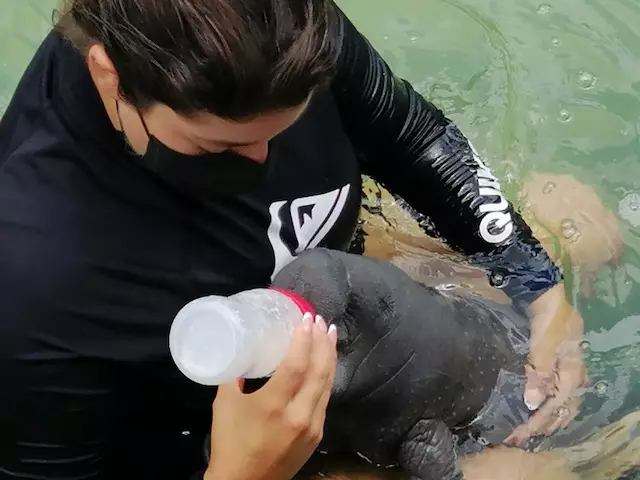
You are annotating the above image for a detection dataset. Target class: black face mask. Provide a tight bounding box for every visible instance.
[116,101,272,199]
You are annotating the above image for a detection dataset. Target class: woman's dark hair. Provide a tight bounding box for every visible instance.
[56,0,342,119]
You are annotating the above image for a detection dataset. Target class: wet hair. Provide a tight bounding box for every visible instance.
[55,0,342,119]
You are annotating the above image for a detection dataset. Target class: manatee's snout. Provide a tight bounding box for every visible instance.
[272,249,356,397]
[271,248,350,326]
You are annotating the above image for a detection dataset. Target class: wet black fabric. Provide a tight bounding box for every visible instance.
[0,4,557,479]
[272,248,530,480]
[332,8,561,306]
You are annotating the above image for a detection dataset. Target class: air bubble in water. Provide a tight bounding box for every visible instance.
[542,181,556,194]
[383,35,389,41]
[594,381,609,396]
[561,219,581,242]
[537,4,552,14]
[578,71,597,89]
[619,193,640,227]
[558,109,572,122]
[437,283,459,292]
[579,340,591,352]
[561,219,576,236]
[552,38,560,46]
[489,272,507,288]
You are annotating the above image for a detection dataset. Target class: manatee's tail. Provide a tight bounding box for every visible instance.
[561,410,640,480]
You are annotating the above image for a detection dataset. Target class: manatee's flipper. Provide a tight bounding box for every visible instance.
[399,419,463,480]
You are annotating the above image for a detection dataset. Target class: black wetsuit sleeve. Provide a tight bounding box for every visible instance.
[0,279,114,479]
[330,5,561,306]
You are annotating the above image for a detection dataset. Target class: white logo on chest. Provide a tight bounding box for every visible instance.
[267,185,351,279]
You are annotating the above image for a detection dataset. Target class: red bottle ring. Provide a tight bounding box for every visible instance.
[269,288,317,319]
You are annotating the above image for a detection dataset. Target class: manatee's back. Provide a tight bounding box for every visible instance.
[272,248,525,464]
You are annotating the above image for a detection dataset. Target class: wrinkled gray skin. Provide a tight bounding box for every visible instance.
[271,248,529,480]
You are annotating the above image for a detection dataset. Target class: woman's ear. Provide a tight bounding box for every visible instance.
[86,43,120,100]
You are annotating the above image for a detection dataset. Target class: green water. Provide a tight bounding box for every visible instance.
[2,0,639,474]
[337,0,640,435]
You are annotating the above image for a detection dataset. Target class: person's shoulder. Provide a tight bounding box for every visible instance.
[0,34,63,170]
[0,30,64,116]
[0,30,82,160]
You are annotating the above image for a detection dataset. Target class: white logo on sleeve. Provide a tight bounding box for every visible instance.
[267,185,351,280]
[469,142,514,244]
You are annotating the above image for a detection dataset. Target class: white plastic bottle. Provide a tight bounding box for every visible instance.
[169,288,315,386]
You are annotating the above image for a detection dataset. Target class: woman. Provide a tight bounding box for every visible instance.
[0,0,584,478]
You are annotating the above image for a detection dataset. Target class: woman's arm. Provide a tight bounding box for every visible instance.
[329,5,561,307]
[329,3,585,439]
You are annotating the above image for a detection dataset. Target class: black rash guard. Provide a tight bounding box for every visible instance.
[0,5,559,479]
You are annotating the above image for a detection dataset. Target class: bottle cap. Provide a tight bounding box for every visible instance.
[169,297,247,386]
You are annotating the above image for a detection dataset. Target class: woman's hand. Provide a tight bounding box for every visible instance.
[205,313,338,480]
[505,284,588,446]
